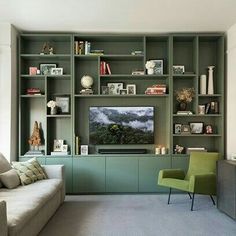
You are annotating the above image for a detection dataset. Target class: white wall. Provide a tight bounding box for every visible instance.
[227,23,236,160]
[0,23,18,161]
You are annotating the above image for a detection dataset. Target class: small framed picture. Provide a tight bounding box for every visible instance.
[120,89,128,95]
[189,122,204,134]
[107,82,123,95]
[80,145,88,155]
[40,63,57,75]
[53,139,64,151]
[205,124,213,134]
[101,86,109,95]
[127,84,136,95]
[198,105,205,115]
[181,125,191,134]
[174,124,182,134]
[152,59,164,75]
[173,65,185,74]
[61,144,68,152]
[55,96,70,114]
[51,68,63,75]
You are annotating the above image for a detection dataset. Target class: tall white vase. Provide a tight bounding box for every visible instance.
[207,66,215,94]
[200,74,207,94]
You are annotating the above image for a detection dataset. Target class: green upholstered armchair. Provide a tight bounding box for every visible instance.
[158,152,220,210]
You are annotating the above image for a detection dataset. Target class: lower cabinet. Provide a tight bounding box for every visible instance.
[73,156,105,193]
[139,156,171,193]
[106,157,139,192]
[45,157,73,194]
[171,155,189,173]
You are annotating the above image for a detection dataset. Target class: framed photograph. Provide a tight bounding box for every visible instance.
[80,145,88,155]
[61,144,68,152]
[152,59,164,75]
[173,65,185,74]
[120,89,128,95]
[107,82,123,95]
[51,68,63,75]
[174,123,182,134]
[55,96,70,114]
[189,122,204,134]
[53,139,64,151]
[40,63,57,75]
[101,86,109,95]
[198,105,205,115]
[181,124,191,134]
[127,84,136,95]
[205,124,213,134]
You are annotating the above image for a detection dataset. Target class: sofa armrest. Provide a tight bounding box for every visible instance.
[42,165,65,202]
[0,201,7,236]
[189,173,216,194]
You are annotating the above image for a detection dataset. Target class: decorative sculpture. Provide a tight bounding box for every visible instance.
[28,121,41,149]
[207,66,215,94]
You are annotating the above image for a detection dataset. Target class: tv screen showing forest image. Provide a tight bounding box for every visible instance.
[89,106,154,144]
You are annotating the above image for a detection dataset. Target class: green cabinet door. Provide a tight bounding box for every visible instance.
[19,157,46,165]
[171,155,189,173]
[73,156,105,193]
[45,157,73,193]
[139,156,171,193]
[106,157,138,193]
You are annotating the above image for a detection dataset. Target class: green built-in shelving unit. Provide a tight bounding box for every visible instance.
[18,33,225,194]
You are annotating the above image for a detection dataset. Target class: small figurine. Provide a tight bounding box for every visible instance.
[49,46,54,55]
[40,42,48,55]
[28,121,41,150]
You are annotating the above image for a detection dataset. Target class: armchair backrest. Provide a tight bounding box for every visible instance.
[185,152,220,180]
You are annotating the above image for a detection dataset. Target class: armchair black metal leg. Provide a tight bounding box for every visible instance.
[188,192,192,199]
[210,195,215,205]
[168,188,172,204]
[191,193,195,211]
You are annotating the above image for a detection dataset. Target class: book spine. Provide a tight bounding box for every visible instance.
[100,61,106,75]
[74,41,79,54]
[85,41,91,55]
[75,136,79,155]
[106,63,111,75]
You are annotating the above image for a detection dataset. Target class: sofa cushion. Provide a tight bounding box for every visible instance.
[0,169,20,189]
[0,152,12,188]
[0,178,62,234]
[12,157,47,185]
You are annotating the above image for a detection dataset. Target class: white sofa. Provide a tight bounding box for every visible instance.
[0,156,65,236]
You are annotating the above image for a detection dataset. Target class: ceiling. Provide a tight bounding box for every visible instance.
[0,0,236,33]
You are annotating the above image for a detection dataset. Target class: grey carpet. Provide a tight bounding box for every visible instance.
[39,194,236,236]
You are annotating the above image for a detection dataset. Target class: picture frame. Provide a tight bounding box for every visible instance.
[120,89,128,95]
[51,68,63,75]
[61,144,68,152]
[189,122,204,134]
[198,105,205,115]
[53,139,64,151]
[181,124,191,134]
[152,59,164,75]
[174,123,182,134]
[107,82,123,95]
[80,145,88,155]
[101,86,109,95]
[205,124,213,134]
[173,65,185,74]
[127,84,136,95]
[40,63,57,75]
[55,96,70,114]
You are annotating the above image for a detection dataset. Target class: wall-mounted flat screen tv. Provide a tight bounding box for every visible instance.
[89,106,154,144]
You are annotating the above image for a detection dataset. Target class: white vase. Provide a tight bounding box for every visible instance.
[147,68,154,75]
[200,74,207,94]
[50,106,57,115]
[207,66,215,94]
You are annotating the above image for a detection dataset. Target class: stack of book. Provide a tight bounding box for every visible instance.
[27,88,42,95]
[24,150,44,156]
[186,147,207,154]
[145,84,166,95]
[50,151,69,156]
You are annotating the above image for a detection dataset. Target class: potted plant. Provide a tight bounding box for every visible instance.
[47,100,58,115]
[145,60,155,75]
[175,87,195,111]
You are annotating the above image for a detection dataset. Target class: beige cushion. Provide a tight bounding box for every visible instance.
[0,152,12,188]
[0,169,20,189]
[0,152,12,174]
[12,157,47,185]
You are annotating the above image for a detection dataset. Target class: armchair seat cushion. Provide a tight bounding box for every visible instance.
[159,178,190,192]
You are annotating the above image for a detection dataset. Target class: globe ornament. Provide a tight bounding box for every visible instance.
[80,75,94,94]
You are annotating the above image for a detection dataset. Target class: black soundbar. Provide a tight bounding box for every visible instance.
[98,149,147,154]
